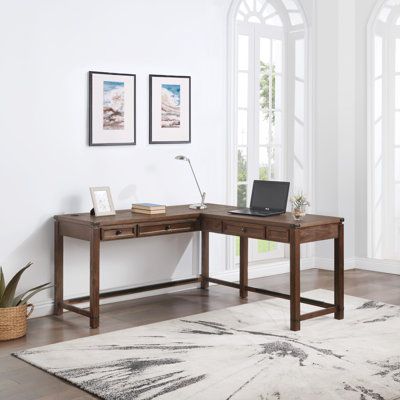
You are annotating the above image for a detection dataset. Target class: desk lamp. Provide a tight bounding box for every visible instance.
[175,155,207,209]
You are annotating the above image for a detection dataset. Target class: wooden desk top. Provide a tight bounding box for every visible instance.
[54,203,343,229]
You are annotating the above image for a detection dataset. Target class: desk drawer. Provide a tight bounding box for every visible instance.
[138,219,198,237]
[101,225,136,241]
[266,227,290,243]
[201,218,222,233]
[222,221,265,240]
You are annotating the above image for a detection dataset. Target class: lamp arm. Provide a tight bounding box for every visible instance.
[187,160,204,198]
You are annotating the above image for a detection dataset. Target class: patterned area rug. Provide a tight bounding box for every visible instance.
[14,290,400,400]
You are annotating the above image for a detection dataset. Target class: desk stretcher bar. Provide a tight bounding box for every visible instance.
[207,277,338,322]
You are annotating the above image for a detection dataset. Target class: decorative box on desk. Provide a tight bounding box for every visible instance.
[54,204,344,331]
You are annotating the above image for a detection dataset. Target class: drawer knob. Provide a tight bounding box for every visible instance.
[165,225,171,231]
[115,230,122,235]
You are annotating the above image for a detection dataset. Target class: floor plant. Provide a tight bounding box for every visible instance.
[0,262,52,340]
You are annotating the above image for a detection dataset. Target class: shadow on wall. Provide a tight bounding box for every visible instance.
[62,232,199,300]
[60,194,84,212]
[2,194,86,297]
[2,219,55,300]
[119,184,138,203]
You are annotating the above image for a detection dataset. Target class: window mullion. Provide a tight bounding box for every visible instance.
[247,25,258,205]
[268,36,273,180]
[386,31,396,257]
[254,26,262,185]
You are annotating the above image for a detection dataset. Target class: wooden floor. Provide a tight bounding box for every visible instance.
[1,268,399,400]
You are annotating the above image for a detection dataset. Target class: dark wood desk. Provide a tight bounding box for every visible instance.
[54,204,344,331]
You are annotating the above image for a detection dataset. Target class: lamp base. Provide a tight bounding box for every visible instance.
[189,203,207,210]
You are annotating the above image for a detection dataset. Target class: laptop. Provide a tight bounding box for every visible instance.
[229,180,290,217]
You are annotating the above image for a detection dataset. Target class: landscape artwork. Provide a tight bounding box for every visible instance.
[103,81,125,130]
[89,71,136,146]
[149,75,190,143]
[161,84,181,128]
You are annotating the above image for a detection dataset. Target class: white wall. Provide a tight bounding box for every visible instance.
[0,0,231,314]
[355,0,380,258]
[337,0,356,260]
[352,0,400,274]
[314,0,377,265]
[313,0,340,259]
[315,0,400,273]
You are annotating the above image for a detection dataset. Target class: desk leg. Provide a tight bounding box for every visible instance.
[239,237,248,299]
[90,228,100,329]
[54,221,64,316]
[201,231,209,289]
[334,223,344,320]
[290,228,301,331]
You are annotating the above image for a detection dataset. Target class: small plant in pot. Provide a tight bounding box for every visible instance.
[0,262,52,341]
[290,193,310,221]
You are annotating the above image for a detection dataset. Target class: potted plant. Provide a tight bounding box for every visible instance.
[290,193,310,221]
[0,262,52,341]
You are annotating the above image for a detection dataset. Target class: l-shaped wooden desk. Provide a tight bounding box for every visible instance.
[54,204,344,331]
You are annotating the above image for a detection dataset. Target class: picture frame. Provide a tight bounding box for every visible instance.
[149,74,191,144]
[89,71,136,146]
[89,187,116,216]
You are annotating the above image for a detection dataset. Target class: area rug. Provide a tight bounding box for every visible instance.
[14,290,400,400]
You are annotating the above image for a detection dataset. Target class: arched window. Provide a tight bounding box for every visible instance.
[228,0,310,266]
[368,0,400,260]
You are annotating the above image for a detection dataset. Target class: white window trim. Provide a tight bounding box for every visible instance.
[226,0,315,271]
[236,24,287,263]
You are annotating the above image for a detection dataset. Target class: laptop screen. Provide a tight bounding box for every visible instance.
[250,180,290,211]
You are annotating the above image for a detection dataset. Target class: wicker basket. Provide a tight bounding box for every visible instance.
[0,304,34,341]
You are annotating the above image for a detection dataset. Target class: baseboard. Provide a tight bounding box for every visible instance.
[30,300,56,319]
[313,257,357,271]
[354,257,400,275]
[314,256,400,275]
[214,257,314,282]
[30,280,200,319]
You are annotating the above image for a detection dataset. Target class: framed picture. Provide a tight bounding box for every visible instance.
[89,71,136,146]
[90,187,116,216]
[149,75,191,144]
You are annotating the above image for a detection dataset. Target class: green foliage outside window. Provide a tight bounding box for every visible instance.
[235,238,277,257]
[259,62,276,181]
[259,166,268,181]
[237,150,247,207]
[260,62,276,123]
[235,62,278,257]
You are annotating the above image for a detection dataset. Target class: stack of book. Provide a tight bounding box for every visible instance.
[131,203,166,215]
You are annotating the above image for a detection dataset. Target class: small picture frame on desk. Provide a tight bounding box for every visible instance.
[149,74,191,144]
[89,71,136,146]
[90,187,116,216]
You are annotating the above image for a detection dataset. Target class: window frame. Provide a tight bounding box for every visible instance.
[235,22,286,263]
[227,0,312,270]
